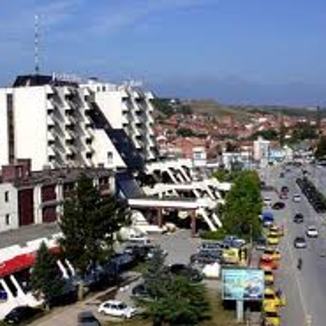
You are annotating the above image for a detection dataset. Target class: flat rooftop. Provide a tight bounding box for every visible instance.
[0,223,60,249]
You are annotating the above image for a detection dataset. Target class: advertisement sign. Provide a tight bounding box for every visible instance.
[222,268,264,301]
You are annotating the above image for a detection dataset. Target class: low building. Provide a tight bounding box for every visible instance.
[0,159,114,233]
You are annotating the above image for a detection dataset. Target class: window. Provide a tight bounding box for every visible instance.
[5,214,10,225]
[4,191,9,202]
[107,152,113,164]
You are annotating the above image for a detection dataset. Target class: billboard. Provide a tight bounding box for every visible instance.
[222,268,264,301]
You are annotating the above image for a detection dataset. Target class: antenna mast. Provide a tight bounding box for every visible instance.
[34,14,40,75]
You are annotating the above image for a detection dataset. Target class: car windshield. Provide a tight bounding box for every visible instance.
[117,303,127,310]
[308,227,316,231]
[266,311,279,317]
[265,294,275,299]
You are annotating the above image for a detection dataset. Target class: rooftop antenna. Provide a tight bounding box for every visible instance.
[34,14,40,75]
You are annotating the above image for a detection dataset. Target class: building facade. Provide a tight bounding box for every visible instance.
[0,160,114,233]
[0,75,156,171]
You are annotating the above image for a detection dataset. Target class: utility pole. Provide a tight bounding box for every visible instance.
[34,14,40,75]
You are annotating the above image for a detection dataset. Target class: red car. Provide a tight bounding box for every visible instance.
[259,257,279,270]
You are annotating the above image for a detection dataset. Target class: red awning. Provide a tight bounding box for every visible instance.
[0,246,60,277]
[0,253,35,277]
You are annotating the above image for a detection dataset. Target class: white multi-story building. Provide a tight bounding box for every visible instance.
[85,79,156,161]
[0,74,156,171]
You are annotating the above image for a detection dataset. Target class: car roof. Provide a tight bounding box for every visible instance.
[103,300,123,305]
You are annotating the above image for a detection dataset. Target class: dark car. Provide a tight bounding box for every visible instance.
[4,306,42,325]
[77,311,101,326]
[255,237,267,251]
[294,236,307,249]
[190,250,222,265]
[272,202,285,210]
[168,264,203,282]
[281,186,289,193]
[131,283,150,299]
[293,213,304,223]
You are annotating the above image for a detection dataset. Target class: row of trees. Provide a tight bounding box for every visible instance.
[219,170,262,240]
[31,174,129,305]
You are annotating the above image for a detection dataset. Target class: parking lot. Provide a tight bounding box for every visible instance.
[28,229,203,326]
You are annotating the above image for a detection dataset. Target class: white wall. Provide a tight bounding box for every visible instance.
[94,90,123,129]
[92,130,126,169]
[0,183,18,232]
[0,89,9,167]
[13,87,48,171]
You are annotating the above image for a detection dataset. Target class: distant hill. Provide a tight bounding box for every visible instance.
[181,99,324,120]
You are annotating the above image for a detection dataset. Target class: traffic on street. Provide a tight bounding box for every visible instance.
[260,162,326,326]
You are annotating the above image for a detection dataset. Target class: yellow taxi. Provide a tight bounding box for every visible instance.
[267,233,280,245]
[263,288,286,309]
[269,225,284,237]
[262,248,281,261]
[264,270,274,286]
[263,310,281,326]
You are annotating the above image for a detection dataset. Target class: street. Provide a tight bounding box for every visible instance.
[262,164,326,326]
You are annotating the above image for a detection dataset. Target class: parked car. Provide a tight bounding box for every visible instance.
[190,250,222,264]
[4,306,42,325]
[131,283,150,299]
[77,311,101,326]
[168,264,203,282]
[306,225,319,238]
[98,300,137,319]
[294,236,307,249]
[200,241,222,251]
[293,213,304,223]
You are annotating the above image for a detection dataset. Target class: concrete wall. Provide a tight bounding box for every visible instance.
[92,130,126,169]
[0,183,18,232]
[13,87,48,171]
[0,89,9,168]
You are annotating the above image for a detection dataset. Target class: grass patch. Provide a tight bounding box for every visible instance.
[104,288,244,326]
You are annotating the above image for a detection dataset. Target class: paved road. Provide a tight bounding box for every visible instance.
[262,164,326,326]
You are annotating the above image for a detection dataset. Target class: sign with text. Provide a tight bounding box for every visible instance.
[222,268,264,301]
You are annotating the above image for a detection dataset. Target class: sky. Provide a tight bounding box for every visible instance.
[0,0,326,106]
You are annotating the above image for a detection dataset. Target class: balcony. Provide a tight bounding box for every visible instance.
[47,130,55,142]
[47,146,56,157]
[47,114,55,127]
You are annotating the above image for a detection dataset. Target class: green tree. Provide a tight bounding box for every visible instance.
[315,136,326,160]
[176,127,195,137]
[252,129,279,141]
[291,122,317,142]
[59,174,128,299]
[140,249,210,326]
[30,241,65,308]
[222,171,262,240]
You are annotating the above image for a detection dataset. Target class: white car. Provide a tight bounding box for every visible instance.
[127,234,151,246]
[306,226,319,238]
[264,197,272,206]
[293,194,301,203]
[98,300,137,319]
